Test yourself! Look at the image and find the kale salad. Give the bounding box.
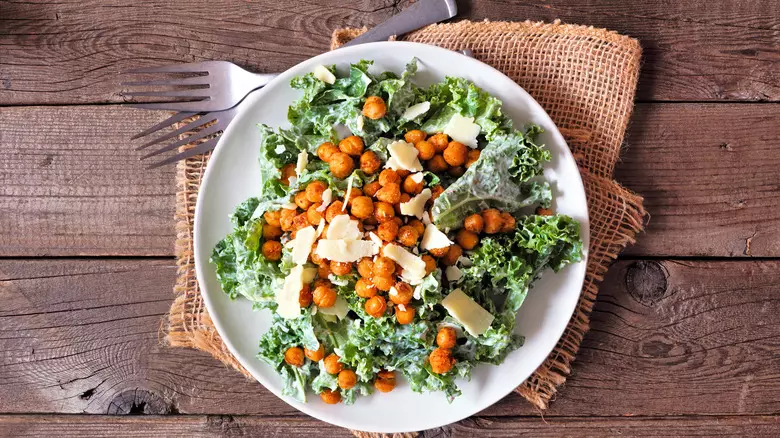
[210,59,583,405]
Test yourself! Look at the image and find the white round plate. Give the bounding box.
[194,42,589,433]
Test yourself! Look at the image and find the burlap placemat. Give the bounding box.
[165,20,645,436]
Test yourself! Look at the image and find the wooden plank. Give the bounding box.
[2,0,780,104]
[1,259,778,417]
[0,105,175,256]
[616,103,780,257]
[1,414,779,437]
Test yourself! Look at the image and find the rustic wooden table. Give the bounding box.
[2,0,779,436]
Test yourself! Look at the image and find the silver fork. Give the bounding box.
[136,49,474,168]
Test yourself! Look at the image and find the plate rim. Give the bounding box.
[193,41,590,433]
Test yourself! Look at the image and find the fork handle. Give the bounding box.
[342,0,457,47]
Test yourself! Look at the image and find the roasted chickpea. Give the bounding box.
[456,229,479,250]
[448,166,465,177]
[466,149,481,167]
[350,196,374,219]
[430,185,445,202]
[363,181,381,197]
[362,95,387,120]
[338,135,364,156]
[443,141,468,166]
[365,295,387,318]
[378,370,395,380]
[294,191,312,210]
[404,129,427,144]
[429,347,456,374]
[324,353,344,374]
[500,212,516,232]
[373,275,395,292]
[313,284,337,308]
[427,155,449,173]
[344,187,363,206]
[414,140,436,161]
[376,182,401,204]
[284,347,305,367]
[374,201,395,223]
[320,388,341,404]
[304,343,325,362]
[330,261,353,276]
[311,244,324,266]
[280,208,297,231]
[535,207,553,216]
[394,262,405,277]
[317,263,332,279]
[317,142,339,162]
[422,254,437,274]
[402,174,424,195]
[433,328,456,350]
[305,180,328,203]
[408,219,425,236]
[464,213,484,233]
[338,369,358,390]
[395,304,416,325]
[261,240,283,261]
[355,277,377,298]
[374,377,395,393]
[482,209,503,234]
[377,220,399,242]
[325,200,346,223]
[307,204,324,225]
[299,284,313,307]
[378,169,400,186]
[373,256,396,277]
[292,213,310,232]
[357,258,374,279]
[397,169,411,179]
[264,210,282,228]
[280,163,296,185]
[397,225,420,247]
[441,244,462,266]
[263,223,283,240]
[360,151,381,174]
[428,133,449,152]
[329,152,355,179]
[389,281,413,305]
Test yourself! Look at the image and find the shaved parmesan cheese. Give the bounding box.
[397,303,407,312]
[422,212,431,225]
[400,188,431,219]
[368,232,384,248]
[342,173,354,211]
[276,265,304,319]
[444,113,480,148]
[356,115,364,131]
[421,223,453,251]
[287,225,317,265]
[326,214,362,240]
[401,101,430,120]
[410,172,424,184]
[316,188,332,212]
[441,288,494,336]
[295,151,308,177]
[313,65,336,84]
[281,202,297,210]
[315,218,326,238]
[385,140,422,172]
[328,274,349,286]
[458,256,472,267]
[445,265,463,282]
[315,239,379,262]
[383,243,426,280]
[274,144,285,154]
[317,296,349,319]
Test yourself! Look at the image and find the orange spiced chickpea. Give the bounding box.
[261,240,283,261]
[443,141,468,166]
[464,213,484,233]
[263,210,282,227]
[357,258,374,279]
[304,343,325,361]
[355,277,377,298]
[377,220,400,242]
[378,169,400,186]
[374,201,396,223]
[313,283,337,308]
[365,295,387,318]
[372,275,395,292]
[427,155,449,173]
[350,196,374,220]
[320,389,342,404]
[404,129,427,144]
[338,135,364,156]
[363,181,381,197]
[441,244,463,266]
[482,209,503,234]
[403,174,424,195]
[284,347,304,367]
[362,96,387,120]
[329,152,354,179]
[455,229,479,250]
[360,151,381,174]
[428,133,450,152]
[317,142,339,162]
[299,284,313,307]
[323,353,344,374]
[389,281,414,305]
[395,304,416,325]
[263,223,283,240]
[429,347,456,374]
[376,183,402,204]
[436,327,457,349]
[280,163,296,185]
[338,369,358,390]
[294,191,312,210]
[305,180,328,203]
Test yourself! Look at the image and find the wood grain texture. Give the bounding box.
[2,0,780,104]
[617,103,780,257]
[1,259,778,417]
[2,414,779,437]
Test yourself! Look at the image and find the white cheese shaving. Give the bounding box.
[421,223,453,251]
[422,211,432,225]
[441,288,495,336]
[276,265,304,319]
[274,144,285,154]
[326,214,362,240]
[316,188,332,212]
[400,188,431,219]
[328,274,349,286]
[314,218,326,238]
[286,225,317,265]
[443,113,480,148]
[410,172,424,184]
[295,151,308,177]
[313,65,336,84]
[458,256,472,267]
[317,296,349,319]
[401,101,430,121]
[385,140,422,172]
[398,303,407,312]
[383,243,426,280]
[315,239,379,262]
[342,173,354,211]
[281,202,297,210]
[368,232,384,247]
[445,265,463,282]
[356,115,364,131]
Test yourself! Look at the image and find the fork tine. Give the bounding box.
[146,137,220,169]
[128,100,217,112]
[136,112,217,150]
[131,111,197,140]
[121,76,209,87]
[124,62,209,74]
[141,122,224,159]
[123,89,210,98]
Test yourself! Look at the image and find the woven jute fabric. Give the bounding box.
[165,20,645,436]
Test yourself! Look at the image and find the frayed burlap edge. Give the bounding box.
[164,19,645,438]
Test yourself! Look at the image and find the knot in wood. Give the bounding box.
[107,389,177,415]
[624,261,668,305]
